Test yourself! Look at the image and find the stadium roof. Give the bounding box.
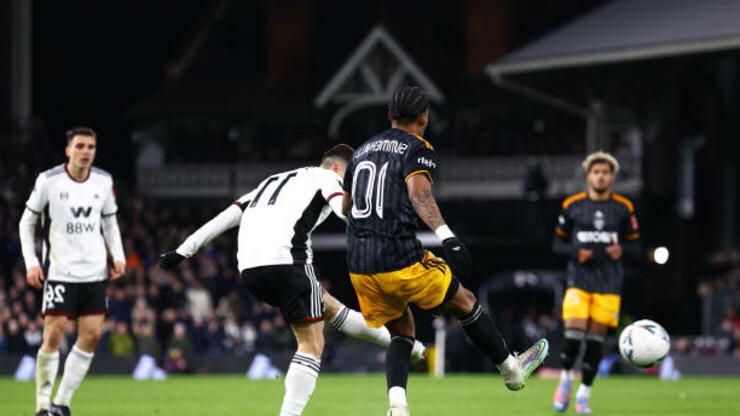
[314,25,444,108]
[486,0,740,77]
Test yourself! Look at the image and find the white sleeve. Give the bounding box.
[102,215,126,264]
[25,174,48,214]
[100,177,125,263]
[19,208,40,268]
[102,177,118,216]
[19,174,48,269]
[328,195,346,223]
[315,169,346,221]
[175,203,244,258]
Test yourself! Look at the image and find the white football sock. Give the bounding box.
[561,369,575,383]
[36,350,60,411]
[280,353,321,416]
[53,346,94,407]
[577,384,592,399]
[388,386,408,407]
[330,305,426,359]
[497,354,521,379]
[331,305,388,345]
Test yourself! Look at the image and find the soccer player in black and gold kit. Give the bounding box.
[552,152,641,414]
[342,87,549,416]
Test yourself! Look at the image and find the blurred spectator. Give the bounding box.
[134,320,161,358]
[0,323,8,354]
[22,319,42,355]
[164,322,194,373]
[109,286,133,325]
[109,321,136,357]
[6,320,24,353]
[186,278,212,321]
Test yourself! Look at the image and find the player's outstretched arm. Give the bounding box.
[406,174,472,278]
[160,204,243,270]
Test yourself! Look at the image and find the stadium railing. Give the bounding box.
[137,154,642,199]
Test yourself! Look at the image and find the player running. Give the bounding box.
[19,127,126,416]
[552,152,641,414]
[342,86,549,416]
[159,144,422,416]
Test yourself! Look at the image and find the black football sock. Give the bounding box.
[458,303,510,365]
[386,336,414,390]
[561,329,585,371]
[581,336,604,386]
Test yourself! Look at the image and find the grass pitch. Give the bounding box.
[1,374,739,415]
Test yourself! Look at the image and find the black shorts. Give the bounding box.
[241,264,324,324]
[41,281,108,319]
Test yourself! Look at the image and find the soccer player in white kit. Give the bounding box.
[159,144,423,416]
[19,127,126,416]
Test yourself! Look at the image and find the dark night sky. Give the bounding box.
[31,1,214,179]
[26,0,608,182]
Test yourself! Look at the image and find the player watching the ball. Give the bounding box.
[552,151,641,414]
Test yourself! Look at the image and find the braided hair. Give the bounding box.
[388,86,429,123]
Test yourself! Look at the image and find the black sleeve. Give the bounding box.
[620,208,641,261]
[552,236,578,259]
[621,209,640,242]
[403,145,439,183]
[552,206,577,259]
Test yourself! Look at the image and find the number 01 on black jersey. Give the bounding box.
[344,128,439,274]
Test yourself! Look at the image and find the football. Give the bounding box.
[619,319,671,368]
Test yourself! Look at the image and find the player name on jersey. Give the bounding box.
[345,128,440,274]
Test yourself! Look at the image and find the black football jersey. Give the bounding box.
[344,128,439,274]
[554,192,640,294]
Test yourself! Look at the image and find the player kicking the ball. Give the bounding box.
[159,144,423,416]
[342,87,549,416]
[19,127,126,416]
[552,152,641,414]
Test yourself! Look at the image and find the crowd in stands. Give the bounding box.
[137,110,586,167]
[1,129,737,377]
[1,186,297,371]
[0,133,298,371]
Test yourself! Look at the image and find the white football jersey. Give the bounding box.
[234,166,344,270]
[24,164,119,282]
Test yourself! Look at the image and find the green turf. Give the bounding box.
[1,374,739,415]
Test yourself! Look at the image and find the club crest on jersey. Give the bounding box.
[594,210,605,230]
[59,191,69,200]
